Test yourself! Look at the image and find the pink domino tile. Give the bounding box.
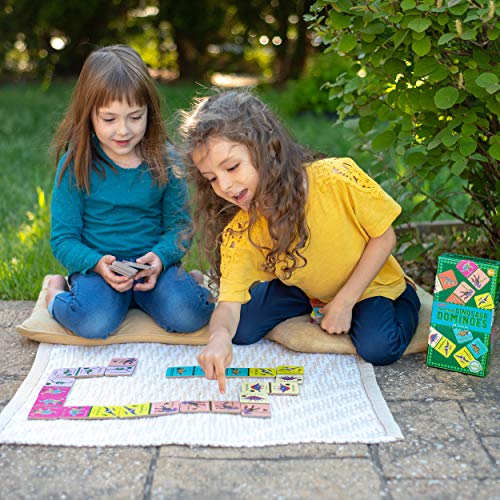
[105,365,136,377]
[34,394,67,406]
[150,401,180,416]
[468,268,490,290]
[456,259,478,278]
[240,404,271,418]
[75,366,107,378]
[28,405,63,420]
[38,386,72,398]
[179,401,211,413]
[60,406,92,419]
[210,401,241,414]
[44,377,75,387]
[108,358,138,367]
[453,282,476,303]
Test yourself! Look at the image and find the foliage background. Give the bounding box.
[0,0,497,299]
[308,0,499,258]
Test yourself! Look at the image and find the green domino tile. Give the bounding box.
[426,253,499,378]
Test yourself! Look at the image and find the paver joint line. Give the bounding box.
[143,446,160,500]
[458,401,499,467]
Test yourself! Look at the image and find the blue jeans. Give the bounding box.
[49,265,214,339]
[234,280,421,365]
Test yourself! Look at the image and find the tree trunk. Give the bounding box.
[174,33,206,80]
[287,0,311,80]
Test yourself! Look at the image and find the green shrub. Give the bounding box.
[278,52,354,115]
[307,0,500,257]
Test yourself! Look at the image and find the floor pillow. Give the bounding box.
[16,275,431,355]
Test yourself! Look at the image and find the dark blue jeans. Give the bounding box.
[234,280,421,365]
[49,265,214,339]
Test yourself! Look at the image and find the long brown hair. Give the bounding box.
[180,90,323,286]
[52,44,169,191]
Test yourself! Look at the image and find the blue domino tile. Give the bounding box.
[225,368,249,377]
[165,366,195,377]
[467,338,488,358]
[193,366,205,377]
[452,326,474,344]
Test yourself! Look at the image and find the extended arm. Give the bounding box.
[197,301,242,394]
[320,226,397,334]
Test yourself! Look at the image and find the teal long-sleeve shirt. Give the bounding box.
[50,145,191,275]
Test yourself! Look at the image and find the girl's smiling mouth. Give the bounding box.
[234,189,248,203]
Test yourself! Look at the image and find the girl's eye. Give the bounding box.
[208,178,216,183]
[102,118,115,123]
[227,163,239,171]
[131,115,143,121]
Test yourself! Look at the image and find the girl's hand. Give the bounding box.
[133,252,163,292]
[197,331,233,394]
[320,297,354,335]
[94,255,134,292]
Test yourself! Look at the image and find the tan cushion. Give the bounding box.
[266,285,432,355]
[17,275,431,355]
[16,276,210,346]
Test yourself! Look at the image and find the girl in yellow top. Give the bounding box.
[181,91,420,393]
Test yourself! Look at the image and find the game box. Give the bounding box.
[426,253,499,377]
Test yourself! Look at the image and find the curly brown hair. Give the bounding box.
[52,44,170,192]
[179,90,323,287]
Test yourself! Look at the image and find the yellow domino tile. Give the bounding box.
[435,337,456,358]
[248,368,276,377]
[474,293,494,310]
[277,365,304,375]
[118,404,152,418]
[88,406,121,419]
[454,347,475,368]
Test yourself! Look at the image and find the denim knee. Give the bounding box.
[155,294,213,332]
[355,335,403,365]
[232,323,266,345]
[143,267,214,332]
[52,294,122,339]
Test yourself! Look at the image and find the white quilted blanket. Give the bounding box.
[0,341,402,446]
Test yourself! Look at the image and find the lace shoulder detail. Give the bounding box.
[220,210,251,277]
[221,210,249,248]
[309,158,384,199]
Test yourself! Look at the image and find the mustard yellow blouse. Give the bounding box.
[218,157,407,304]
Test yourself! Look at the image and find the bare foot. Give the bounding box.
[189,269,205,285]
[189,270,216,303]
[46,275,69,307]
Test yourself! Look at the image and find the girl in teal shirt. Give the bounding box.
[47,45,213,338]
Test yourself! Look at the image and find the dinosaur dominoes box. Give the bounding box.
[426,253,499,377]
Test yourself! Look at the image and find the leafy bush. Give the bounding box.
[307,0,499,257]
[278,52,354,115]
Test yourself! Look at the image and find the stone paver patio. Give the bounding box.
[0,300,498,499]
